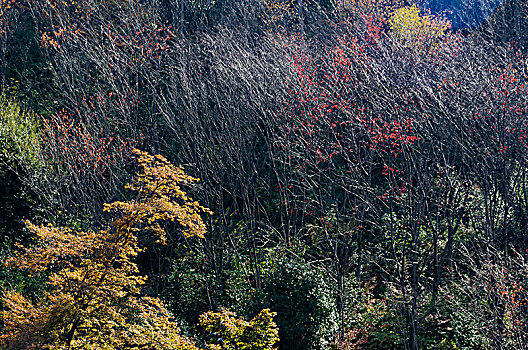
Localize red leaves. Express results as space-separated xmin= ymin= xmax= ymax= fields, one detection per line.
xmin=42 ymin=109 xmax=136 ymax=176
xmin=367 ymin=117 xmax=419 ymax=156
xmin=362 ymin=14 xmax=382 ymax=43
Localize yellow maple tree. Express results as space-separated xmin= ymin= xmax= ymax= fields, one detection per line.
xmin=0 ymin=149 xmax=211 ymax=350
xmin=388 ymin=4 xmax=451 ymax=54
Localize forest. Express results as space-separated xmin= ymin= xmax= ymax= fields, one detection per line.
xmin=1 ymin=0 xmax=528 ymax=349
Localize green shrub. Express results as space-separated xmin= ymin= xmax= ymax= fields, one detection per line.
xmin=199 ymin=308 xmax=279 ymax=350
xmin=0 ymin=94 xmax=40 ymax=167
xmin=165 ymin=257 xmax=218 ymax=325
xmin=259 ymin=259 xmax=337 ymax=350
xmin=0 ymin=95 xmax=40 ymax=246
xmin=337 ymin=277 xmax=404 ymax=350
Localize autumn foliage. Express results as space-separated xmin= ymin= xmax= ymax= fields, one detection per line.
xmin=0 ymin=149 xmax=210 ymax=349
xmin=3 ymin=0 xmax=528 ymax=348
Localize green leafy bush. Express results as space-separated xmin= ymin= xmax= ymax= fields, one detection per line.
xmin=0 ymin=94 xmax=40 ymax=167
xmin=259 ymin=259 xmax=337 ymax=350
xmin=199 ymin=308 xmax=279 ymax=350
xmin=0 ymin=95 xmax=40 ymax=246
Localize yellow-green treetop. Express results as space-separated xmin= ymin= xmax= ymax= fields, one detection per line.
xmin=388 ymin=4 xmax=451 ymax=54
xmin=199 ymin=309 xmax=279 ymax=350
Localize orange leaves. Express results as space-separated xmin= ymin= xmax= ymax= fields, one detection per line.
xmin=42 ymin=110 xmax=134 ymax=178
xmin=0 ymin=291 xmax=43 ymax=348
xmin=36 ymin=0 xmax=175 ymax=65
xmin=6 ymin=223 xmax=98 ymax=272
xmin=498 ymin=65 xmax=521 ymax=89
xmin=0 ymin=149 xmax=209 ymax=349
xmin=367 ymin=117 xmax=419 ymax=156
xmin=464 ymin=253 xmax=528 ymax=346
xmin=105 ymin=149 xmax=212 ymax=241
xmin=0 ymin=0 xmax=16 ymax=35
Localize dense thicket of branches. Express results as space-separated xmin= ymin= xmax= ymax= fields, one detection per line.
xmin=2 ymin=0 xmax=528 ymax=349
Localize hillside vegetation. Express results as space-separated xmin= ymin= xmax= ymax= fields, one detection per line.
xmin=1 ymin=0 xmax=528 ymax=349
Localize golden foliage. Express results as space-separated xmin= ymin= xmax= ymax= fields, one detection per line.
xmin=0 ymin=95 xmax=42 ymax=168
xmin=105 ymin=149 xmax=212 ymax=243
xmin=0 ymin=149 xmax=210 ymax=350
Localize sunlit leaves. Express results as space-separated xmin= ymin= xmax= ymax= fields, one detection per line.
xmin=0 ymin=149 xmax=209 ymax=349
xmin=105 ymin=149 xmax=212 ymax=242
xmin=388 ymin=5 xmax=451 ymax=55
xmin=0 ymin=95 xmax=41 ymax=168
xmin=199 ymin=308 xmax=279 ymax=350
